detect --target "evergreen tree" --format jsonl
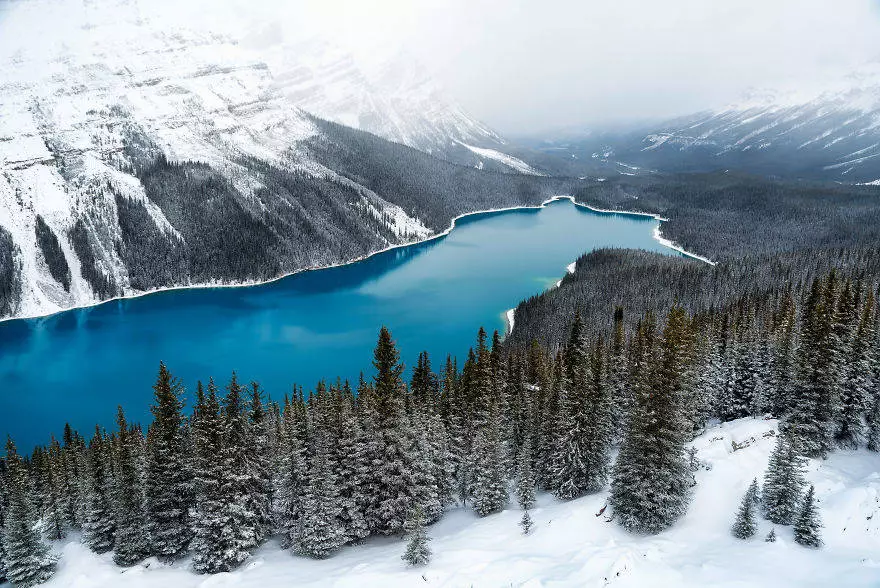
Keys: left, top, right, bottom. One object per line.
{"left": 611, "top": 308, "right": 694, "bottom": 534}
{"left": 765, "top": 528, "right": 777, "bottom": 542}
{"left": 609, "top": 307, "right": 630, "bottom": 434}
{"left": 836, "top": 290, "right": 875, "bottom": 448}
{"left": 81, "top": 427, "right": 116, "bottom": 554}
{"left": 217, "top": 373, "right": 260, "bottom": 567}
{"left": 190, "top": 380, "right": 237, "bottom": 574}
{"left": 369, "top": 327, "right": 415, "bottom": 535}
{"left": 785, "top": 276, "right": 838, "bottom": 458}
{"left": 401, "top": 505, "right": 431, "bottom": 567}
{"left": 247, "top": 382, "right": 273, "bottom": 545}
{"left": 144, "top": 362, "right": 192, "bottom": 562}
{"left": 41, "top": 437, "right": 67, "bottom": 541}
{"left": 295, "top": 427, "right": 345, "bottom": 559}
{"left": 516, "top": 438, "right": 537, "bottom": 536}
{"left": 112, "top": 407, "right": 149, "bottom": 566}
{"left": 333, "top": 384, "right": 370, "bottom": 544}
{"left": 793, "top": 485, "right": 822, "bottom": 548}
{"left": 275, "top": 393, "right": 309, "bottom": 549}
{"left": 2, "top": 438, "right": 56, "bottom": 588}
{"left": 731, "top": 479, "right": 759, "bottom": 539}
{"left": 761, "top": 436, "right": 807, "bottom": 525}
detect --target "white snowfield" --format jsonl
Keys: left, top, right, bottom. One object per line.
{"left": 45, "top": 418, "right": 880, "bottom": 587}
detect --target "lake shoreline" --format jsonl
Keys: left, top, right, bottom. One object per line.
{"left": 2, "top": 195, "right": 712, "bottom": 325}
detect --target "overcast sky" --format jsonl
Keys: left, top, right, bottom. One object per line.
{"left": 5, "top": 0, "right": 880, "bottom": 136}
{"left": 287, "top": 0, "right": 880, "bottom": 135}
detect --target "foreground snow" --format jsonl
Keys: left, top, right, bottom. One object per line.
{"left": 46, "top": 418, "right": 880, "bottom": 587}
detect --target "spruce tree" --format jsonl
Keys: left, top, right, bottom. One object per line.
{"left": 295, "top": 427, "right": 345, "bottom": 559}
{"left": 190, "top": 380, "right": 236, "bottom": 573}
{"left": 837, "top": 290, "right": 875, "bottom": 448}
{"left": 761, "top": 436, "right": 807, "bottom": 525}
{"left": 793, "top": 485, "right": 822, "bottom": 548}
{"left": 765, "top": 528, "right": 777, "bottom": 542}
{"left": 217, "top": 373, "right": 260, "bottom": 566}
{"left": 112, "top": 407, "right": 149, "bottom": 567}
{"left": 144, "top": 362, "right": 192, "bottom": 562}
{"left": 611, "top": 308, "right": 694, "bottom": 534}
{"left": 275, "top": 393, "right": 309, "bottom": 549}
{"left": 369, "top": 327, "right": 415, "bottom": 535}
{"left": 81, "top": 427, "right": 116, "bottom": 554}
{"left": 401, "top": 505, "right": 431, "bottom": 566}
{"left": 333, "top": 384, "right": 370, "bottom": 544}
{"left": 2, "top": 438, "right": 56, "bottom": 588}
{"left": 731, "top": 479, "right": 759, "bottom": 539}
{"left": 517, "top": 438, "right": 537, "bottom": 535}
{"left": 247, "top": 382, "right": 273, "bottom": 545}
{"left": 41, "top": 437, "right": 67, "bottom": 541}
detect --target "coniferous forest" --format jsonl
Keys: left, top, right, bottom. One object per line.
{"left": 0, "top": 265, "right": 877, "bottom": 586}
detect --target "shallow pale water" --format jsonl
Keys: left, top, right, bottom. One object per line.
{"left": 0, "top": 199, "right": 674, "bottom": 448}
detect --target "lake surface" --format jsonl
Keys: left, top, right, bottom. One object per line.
{"left": 0, "top": 198, "right": 675, "bottom": 448}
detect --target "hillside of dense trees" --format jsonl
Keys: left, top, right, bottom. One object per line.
{"left": 1, "top": 264, "right": 876, "bottom": 584}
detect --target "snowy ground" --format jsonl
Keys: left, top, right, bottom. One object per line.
{"left": 45, "top": 418, "right": 880, "bottom": 587}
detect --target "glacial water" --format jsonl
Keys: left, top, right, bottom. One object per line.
{"left": 0, "top": 198, "right": 676, "bottom": 448}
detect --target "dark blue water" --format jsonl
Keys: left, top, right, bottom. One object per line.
{"left": 0, "top": 199, "right": 672, "bottom": 448}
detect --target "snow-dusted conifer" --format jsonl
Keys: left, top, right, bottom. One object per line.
{"left": 112, "top": 407, "right": 149, "bottom": 566}
{"left": 793, "top": 485, "right": 822, "bottom": 548}
{"left": 81, "top": 427, "right": 116, "bottom": 554}
{"left": 761, "top": 436, "right": 807, "bottom": 525}
{"left": 731, "top": 479, "right": 759, "bottom": 539}
{"left": 402, "top": 505, "right": 431, "bottom": 566}
{"left": 2, "top": 437, "right": 56, "bottom": 588}
{"left": 611, "top": 308, "right": 694, "bottom": 534}
{"left": 144, "top": 362, "right": 192, "bottom": 562}
{"left": 295, "top": 427, "right": 345, "bottom": 559}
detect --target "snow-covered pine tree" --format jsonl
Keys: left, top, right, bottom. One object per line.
{"left": 516, "top": 437, "right": 537, "bottom": 536}
{"left": 770, "top": 288, "right": 797, "bottom": 418}
{"left": 0, "top": 456, "right": 8, "bottom": 584}
{"left": 611, "top": 308, "right": 694, "bottom": 534}
{"left": 468, "top": 333, "right": 508, "bottom": 518}
{"left": 401, "top": 505, "right": 431, "bottom": 566}
{"left": 81, "top": 427, "right": 116, "bottom": 554}
{"left": 836, "top": 289, "right": 875, "bottom": 448}
{"left": 765, "top": 528, "right": 777, "bottom": 542}
{"left": 369, "top": 327, "right": 416, "bottom": 535}
{"left": 785, "top": 278, "right": 837, "bottom": 458}
{"left": 2, "top": 437, "right": 56, "bottom": 588}
{"left": 333, "top": 383, "right": 370, "bottom": 544}
{"left": 554, "top": 315, "right": 614, "bottom": 499}
{"left": 761, "top": 435, "right": 807, "bottom": 525}
{"left": 112, "top": 407, "right": 149, "bottom": 566}
{"left": 295, "top": 426, "right": 345, "bottom": 559}
{"left": 275, "top": 393, "right": 309, "bottom": 549}
{"left": 247, "top": 382, "right": 273, "bottom": 545}
{"left": 60, "top": 423, "right": 84, "bottom": 530}
{"left": 41, "top": 437, "right": 68, "bottom": 541}
{"left": 516, "top": 438, "right": 536, "bottom": 512}
{"left": 609, "top": 307, "right": 630, "bottom": 435}
{"left": 731, "top": 479, "right": 759, "bottom": 539}
{"left": 217, "top": 373, "right": 260, "bottom": 566}
{"left": 144, "top": 362, "right": 192, "bottom": 562}
{"left": 793, "top": 485, "right": 822, "bottom": 548}
{"left": 191, "top": 380, "right": 238, "bottom": 574}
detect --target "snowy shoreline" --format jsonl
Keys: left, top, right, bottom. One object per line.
{"left": 1, "top": 194, "right": 713, "bottom": 324}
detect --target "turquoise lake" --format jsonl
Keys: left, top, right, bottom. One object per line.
{"left": 0, "top": 198, "right": 674, "bottom": 448}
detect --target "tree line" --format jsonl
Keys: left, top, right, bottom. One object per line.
{"left": 1, "top": 267, "right": 877, "bottom": 586}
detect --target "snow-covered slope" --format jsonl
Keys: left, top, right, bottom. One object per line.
{"left": 0, "top": 0, "right": 523, "bottom": 319}
{"left": 42, "top": 418, "right": 880, "bottom": 587}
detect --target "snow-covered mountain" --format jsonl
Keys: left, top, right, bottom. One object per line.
{"left": 0, "top": 0, "right": 536, "bottom": 320}
{"left": 40, "top": 418, "right": 880, "bottom": 587}
{"left": 540, "top": 67, "right": 880, "bottom": 183}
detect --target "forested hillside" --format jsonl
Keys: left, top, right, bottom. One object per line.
{"left": 2, "top": 262, "right": 878, "bottom": 584}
